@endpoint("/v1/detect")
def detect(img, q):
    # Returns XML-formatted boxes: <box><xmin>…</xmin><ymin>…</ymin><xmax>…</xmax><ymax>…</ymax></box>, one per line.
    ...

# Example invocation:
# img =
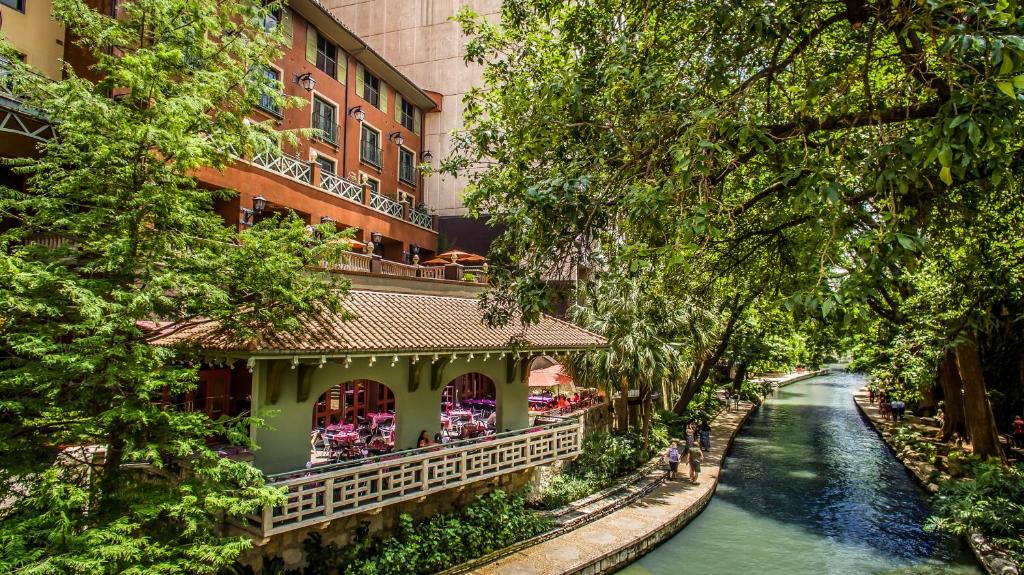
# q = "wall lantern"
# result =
<box><xmin>388</xmin><ymin>131</ymin><xmax>405</xmax><ymax>147</ymax></box>
<box><xmin>320</xmin><ymin>215</ymin><xmax>335</xmax><ymax>225</ymax></box>
<box><xmin>348</xmin><ymin>106</ymin><xmax>366</xmax><ymax>122</ymax></box>
<box><xmin>294</xmin><ymin>72</ymin><xmax>316</xmax><ymax>92</ymax></box>
<box><xmin>370</xmin><ymin>231</ymin><xmax>383</xmax><ymax>244</ymax></box>
<box><xmin>252</xmin><ymin>195</ymin><xmax>267</xmax><ymax>213</ymax></box>
<box><xmin>420</xmin><ymin>150</ymin><xmax>434</xmax><ymax>163</ymax></box>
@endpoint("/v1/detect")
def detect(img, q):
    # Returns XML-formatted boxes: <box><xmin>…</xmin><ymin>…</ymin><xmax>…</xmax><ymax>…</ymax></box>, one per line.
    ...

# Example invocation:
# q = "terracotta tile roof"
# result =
<box><xmin>148</xmin><ymin>290</ymin><xmax>605</xmax><ymax>354</ymax></box>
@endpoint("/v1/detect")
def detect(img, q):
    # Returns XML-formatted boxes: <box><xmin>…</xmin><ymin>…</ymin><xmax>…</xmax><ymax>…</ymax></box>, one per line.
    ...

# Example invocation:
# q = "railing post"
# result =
<box><xmin>310</xmin><ymin>162</ymin><xmax>322</xmax><ymax>188</ymax></box>
<box><xmin>363</xmin><ymin>183</ymin><xmax>372</xmax><ymax>206</ymax></box>
<box><xmin>403</xmin><ymin>201</ymin><xmax>411</xmax><ymax>222</ymax></box>
<box><xmin>261</xmin><ymin>504</ymin><xmax>273</xmax><ymax>537</ymax></box>
<box><xmin>324</xmin><ymin>477</ymin><xmax>334</xmax><ymax>518</ymax></box>
<box><xmin>370</xmin><ymin>254</ymin><xmax>382</xmax><ymax>274</ymax></box>
<box><xmin>443</xmin><ymin>263</ymin><xmax>463</xmax><ymax>281</ymax></box>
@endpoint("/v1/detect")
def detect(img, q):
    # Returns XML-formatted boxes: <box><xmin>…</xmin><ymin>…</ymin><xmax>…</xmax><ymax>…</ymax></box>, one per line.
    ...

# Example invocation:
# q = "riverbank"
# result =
<box><xmin>467</xmin><ymin>369</ymin><xmax>828</xmax><ymax>575</ymax></box>
<box><xmin>853</xmin><ymin>388</ymin><xmax>1020</xmax><ymax>575</ymax></box>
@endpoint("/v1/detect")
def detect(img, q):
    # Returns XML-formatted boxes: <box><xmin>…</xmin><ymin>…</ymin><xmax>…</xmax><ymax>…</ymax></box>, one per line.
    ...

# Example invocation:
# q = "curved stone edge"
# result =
<box><xmin>852</xmin><ymin>389</ymin><xmax>1021</xmax><ymax>575</ymax></box>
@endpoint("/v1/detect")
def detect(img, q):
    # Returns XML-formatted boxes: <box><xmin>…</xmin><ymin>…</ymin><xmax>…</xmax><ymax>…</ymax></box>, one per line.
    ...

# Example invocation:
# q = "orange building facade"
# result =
<box><xmin>205</xmin><ymin>0</ymin><xmax>442</xmax><ymax>262</ymax></box>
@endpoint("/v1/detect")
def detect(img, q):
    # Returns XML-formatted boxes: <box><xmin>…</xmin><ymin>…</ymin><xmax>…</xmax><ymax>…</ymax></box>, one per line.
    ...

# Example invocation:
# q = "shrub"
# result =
<box><xmin>246</xmin><ymin>490</ymin><xmax>548</xmax><ymax>575</ymax></box>
<box><xmin>926</xmin><ymin>461</ymin><xmax>1024</xmax><ymax>564</ymax></box>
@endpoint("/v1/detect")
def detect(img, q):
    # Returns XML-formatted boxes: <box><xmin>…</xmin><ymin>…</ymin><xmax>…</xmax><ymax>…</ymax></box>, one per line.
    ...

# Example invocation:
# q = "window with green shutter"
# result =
<box><xmin>399</xmin><ymin>99</ymin><xmax>415</xmax><ymax>132</ymax></box>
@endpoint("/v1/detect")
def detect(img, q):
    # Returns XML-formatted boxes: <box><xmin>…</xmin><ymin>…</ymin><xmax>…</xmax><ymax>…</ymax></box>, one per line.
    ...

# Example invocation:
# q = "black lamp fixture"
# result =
<box><xmin>388</xmin><ymin>131</ymin><xmax>405</xmax><ymax>147</ymax></box>
<box><xmin>348</xmin><ymin>106</ymin><xmax>366</xmax><ymax>122</ymax></box>
<box><xmin>252</xmin><ymin>195</ymin><xmax>267</xmax><ymax>213</ymax></box>
<box><xmin>370</xmin><ymin>231</ymin><xmax>383</xmax><ymax>244</ymax></box>
<box><xmin>320</xmin><ymin>215</ymin><xmax>335</xmax><ymax>225</ymax></box>
<box><xmin>420</xmin><ymin>150</ymin><xmax>434</xmax><ymax>163</ymax></box>
<box><xmin>294</xmin><ymin>72</ymin><xmax>316</xmax><ymax>92</ymax></box>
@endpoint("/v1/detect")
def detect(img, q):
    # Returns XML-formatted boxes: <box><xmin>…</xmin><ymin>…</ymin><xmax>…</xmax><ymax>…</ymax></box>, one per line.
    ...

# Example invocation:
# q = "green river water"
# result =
<box><xmin>619</xmin><ymin>371</ymin><xmax>982</xmax><ymax>575</ymax></box>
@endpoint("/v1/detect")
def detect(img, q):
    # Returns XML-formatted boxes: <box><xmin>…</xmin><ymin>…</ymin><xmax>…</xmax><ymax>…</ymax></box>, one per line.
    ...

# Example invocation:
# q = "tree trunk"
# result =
<box><xmin>916</xmin><ymin>380</ymin><xmax>937</xmax><ymax>417</ymax></box>
<box><xmin>938</xmin><ymin>349</ymin><xmax>967</xmax><ymax>441</ymax></box>
<box><xmin>673</xmin><ymin>295</ymin><xmax>749</xmax><ymax>414</ymax></box>
<box><xmin>732</xmin><ymin>360</ymin><xmax>747</xmax><ymax>394</ymax></box>
<box><xmin>616</xmin><ymin>374</ymin><xmax>629</xmax><ymax>433</ymax></box>
<box><xmin>641</xmin><ymin>387</ymin><xmax>653</xmax><ymax>448</ymax></box>
<box><xmin>954</xmin><ymin>332</ymin><xmax>1006</xmax><ymax>462</ymax></box>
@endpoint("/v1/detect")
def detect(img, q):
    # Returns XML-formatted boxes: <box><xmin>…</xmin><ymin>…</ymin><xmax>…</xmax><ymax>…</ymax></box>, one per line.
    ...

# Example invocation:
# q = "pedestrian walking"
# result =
<box><xmin>891</xmin><ymin>399</ymin><xmax>905</xmax><ymax>421</ymax></box>
<box><xmin>1013</xmin><ymin>415</ymin><xmax>1024</xmax><ymax>448</ymax></box>
<box><xmin>700</xmin><ymin>421</ymin><xmax>711</xmax><ymax>452</ymax></box>
<box><xmin>688</xmin><ymin>445</ymin><xmax>703</xmax><ymax>484</ymax></box>
<box><xmin>665</xmin><ymin>441</ymin><xmax>682</xmax><ymax>480</ymax></box>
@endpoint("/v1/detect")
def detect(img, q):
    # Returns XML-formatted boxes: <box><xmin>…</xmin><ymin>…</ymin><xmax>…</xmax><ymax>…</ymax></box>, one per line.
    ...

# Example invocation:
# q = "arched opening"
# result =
<box><xmin>439</xmin><ymin>372</ymin><xmax>496</xmax><ymax>443</ymax></box>
<box><xmin>310</xmin><ymin>380</ymin><xmax>396</xmax><ymax>462</ymax></box>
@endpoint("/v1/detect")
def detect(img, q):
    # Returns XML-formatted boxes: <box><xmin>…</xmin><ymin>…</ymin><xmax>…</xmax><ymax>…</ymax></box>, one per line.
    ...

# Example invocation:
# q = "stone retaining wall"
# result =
<box><xmin>853</xmin><ymin>389</ymin><xmax>1020</xmax><ymax>575</ymax></box>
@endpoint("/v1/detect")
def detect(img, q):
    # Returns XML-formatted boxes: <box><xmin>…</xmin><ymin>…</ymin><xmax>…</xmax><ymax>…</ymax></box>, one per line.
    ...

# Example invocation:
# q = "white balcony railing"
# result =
<box><xmin>369</xmin><ymin>192</ymin><xmax>405</xmax><ymax>219</ymax></box>
<box><xmin>319</xmin><ymin>171</ymin><xmax>363</xmax><ymax>203</ymax></box>
<box><xmin>381</xmin><ymin>260</ymin><xmax>419</xmax><ymax>278</ymax></box>
<box><xmin>250</xmin><ymin>150</ymin><xmax>312</xmax><ymax>183</ymax></box>
<box><xmin>409</xmin><ymin>208</ymin><xmax>433</xmax><ymax>230</ymax></box>
<box><xmin>334</xmin><ymin>250</ymin><xmax>373</xmax><ymax>272</ymax></box>
<box><xmin>245</xmin><ymin>418</ymin><xmax>581</xmax><ymax>537</ymax></box>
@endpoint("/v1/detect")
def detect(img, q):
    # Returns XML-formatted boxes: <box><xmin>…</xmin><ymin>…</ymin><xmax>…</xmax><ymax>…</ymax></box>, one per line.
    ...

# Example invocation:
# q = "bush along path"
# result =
<box><xmin>853</xmin><ymin>388</ymin><xmax>1022</xmax><ymax>575</ymax></box>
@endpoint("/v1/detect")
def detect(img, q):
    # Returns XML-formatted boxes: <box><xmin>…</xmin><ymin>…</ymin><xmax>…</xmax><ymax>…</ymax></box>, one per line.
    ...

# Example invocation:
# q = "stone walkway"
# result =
<box><xmin>472</xmin><ymin>402</ymin><xmax>756</xmax><ymax>575</ymax></box>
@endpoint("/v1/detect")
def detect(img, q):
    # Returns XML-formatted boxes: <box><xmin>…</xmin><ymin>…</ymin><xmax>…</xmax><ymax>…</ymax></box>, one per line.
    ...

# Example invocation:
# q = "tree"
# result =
<box><xmin>449</xmin><ymin>0</ymin><xmax>1024</xmax><ymax>419</ymax></box>
<box><xmin>0</xmin><ymin>0</ymin><xmax>347</xmax><ymax>571</ymax></box>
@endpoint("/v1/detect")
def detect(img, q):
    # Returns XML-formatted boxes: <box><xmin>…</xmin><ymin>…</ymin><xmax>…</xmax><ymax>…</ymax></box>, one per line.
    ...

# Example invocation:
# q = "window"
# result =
<box><xmin>315</xmin><ymin>155</ymin><xmax>335</xmax><ymax>175</ymax></box>
<box><xmin>257</xmin><ymin>67</ymin><xmax>282</xmax><ymax>116</ymax></box>
<box><xmin>399</xmin><ymin>148</ymin><xmax>416</xmax><ymax>186</ymax></box>
<box><xmin>360</xmin><ymin>124</ymin><xmax>381</xmax><ymax>168</ymax></box>
<box><xmin>363</xmin><ymin>175</ymin><xmax>379</xmax><ymax>196</ymax></box>
<box><xmin>362</xmin><ymin>67</ymin><xmax>381</xmax><ymax>109</ymax></box>
<box><xmin>400</xmin><ymin>99</ymin><xmax>415</xmax><ymax>132</ymax></box>
<box><xmin>316</xmin><ymin>35</ymin><xmax>337</xmax><ymax>78</ymax></box>
<box><xmin>262</xmin><ymin>6</ymin><xmax>280</xmax><ymax>32</ymax></box>
<box><xmin>311</xmin><ymin>95</ymin><xmax>338</xmax><ymax>145</ymax></box>
<box><xmin>1</xmin><ymin>0</ymin><xmax>25</xmax><ymax>12</ymax></box>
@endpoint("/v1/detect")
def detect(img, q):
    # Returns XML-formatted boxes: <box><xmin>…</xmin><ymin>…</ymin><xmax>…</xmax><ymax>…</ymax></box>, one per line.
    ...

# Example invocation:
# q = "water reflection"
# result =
<box><xmin>619</xmin><ymin>372</ymin><xmax>980</xmax><ymax>575</ymax></box>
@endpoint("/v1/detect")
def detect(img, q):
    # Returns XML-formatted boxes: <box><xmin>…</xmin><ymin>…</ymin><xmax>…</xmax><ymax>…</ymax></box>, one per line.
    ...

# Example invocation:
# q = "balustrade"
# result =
<box><xmin>409</xmin><ymin>208</ymin><xmax>433</xmax><ymax>230</ymax></box>
<box><xmin>250</xmin><ymin>150</ymin><xmax>312</xmax><ymax>183</ymax></box>
<box><xmin>244</xmin><ymin>419</ymin><xmax>580</xmax><ymax>537</ymax></box>
<box><xmin>319</xmin><ymin>172</ymin><xmax>363</xmax><ymax>203</ymax></box>
<box><xmin>369</xmin><ymin>193</ymin><xmax>405</xmax><ymax>219</ymax></box>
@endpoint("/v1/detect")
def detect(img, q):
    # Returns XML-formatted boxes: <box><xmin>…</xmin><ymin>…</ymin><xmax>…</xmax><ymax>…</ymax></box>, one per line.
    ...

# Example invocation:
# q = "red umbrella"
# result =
<box><xmin>422</xmin><ymin>249</ymin><xmax>488</xmax><ymax>266</ymax></box>
<box><xmin>528</xmin><ymin>364</ymin><xmax>574</xmax><ymax>388</ymax></box>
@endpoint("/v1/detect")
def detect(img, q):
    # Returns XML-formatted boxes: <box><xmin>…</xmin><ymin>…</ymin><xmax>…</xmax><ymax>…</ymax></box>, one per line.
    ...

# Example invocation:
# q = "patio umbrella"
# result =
<box><xmin>422</xmin><ymin>249</ymin><xmax>487</xmax><ymax>266</ymax></box>
<box><xmin>528</xmin><ymin>364</ymin><xmax>574</xmax><ymax>389</ymax></box>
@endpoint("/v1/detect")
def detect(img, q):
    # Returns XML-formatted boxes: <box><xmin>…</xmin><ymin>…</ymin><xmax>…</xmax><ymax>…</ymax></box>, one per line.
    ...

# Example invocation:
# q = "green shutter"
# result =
<box><xmin>413</xmin><ymin>108</ymin><xmax>421</xmax><ymax>135</ymax></box>
<box><xmin>305</xmin><ymin>24</ymin><xmax>316</xmax><ymax>64</ymax></box>
<box><xmin>395</xmin><ymin>93</ymin><xmax>403</xmax><ymax>123</ymax></box>
<box><xmin>336</xmin><ymin>53</ymin><xmax>347</xmax><ymax>85</ymax></box>
<box><xmin>355</xmin><ymin>62</ymin><xmax>364</xmax><ymax>99</ymax></box>
<box><xmin>281</xmin><ymin>9</ymin><xmax>293</xmax><ymax>47</ymax></box>
<box><xmin>380</xmin><ymin>83</ymin><xmax>388</xmax><ymax>112</ymax></box>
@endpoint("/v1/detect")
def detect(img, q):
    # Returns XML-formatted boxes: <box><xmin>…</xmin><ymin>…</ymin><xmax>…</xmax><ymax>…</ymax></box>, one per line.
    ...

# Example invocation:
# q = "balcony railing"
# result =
<box><xmin>369</xmin><ymin>192</ymin><xmax>405</xmax><ymax>219</ymax></box>
<box><xmin>319</xmin><ymin>171</ymin><xmax>363</xmax><ymax>203</ymax></box>
<box><xmin>239</xmin><ymin>151</ymin><xmax>435</xmax><ymax>231</ymax></box>
<box><xmin>250</xmin><ymin>150</ymin><xmax>312</xmax><ymax>184</ymax></box>
<box><xmin>409</xmin><ymin>207</ymin><xmax>432</xmax><ymax>229</ymax></box>
<box><xmin>244</xmin><ymin>418</ymin><xmax>581</xmax><ymax>537</ymax></box>
<box><xmin>360</xmin><ymin>140</ymin><xmax>382</xmax><ymax>168</ymax></box>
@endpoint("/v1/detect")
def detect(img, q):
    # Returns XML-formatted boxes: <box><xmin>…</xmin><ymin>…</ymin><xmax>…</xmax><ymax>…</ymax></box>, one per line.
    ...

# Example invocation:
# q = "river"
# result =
<box><xmin>619</xmin><ymin>371</ymin><xmax>981</xmax><ymax>575</ymax></box>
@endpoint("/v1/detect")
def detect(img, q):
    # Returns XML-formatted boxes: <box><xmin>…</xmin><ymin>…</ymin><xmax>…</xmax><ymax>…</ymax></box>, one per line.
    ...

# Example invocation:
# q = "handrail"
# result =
<box><xmin>319</xmin><ymin>171</ymin><xmax>363</xmax><ymax>203</ymax></box>
<box><xmin>369</xmin><ymin>192</ymin><xmax>405</xmax><ymax>219</ymax></box>
<box><xmin>409</xmin><ymin>207</ymin><xmax>433</xmax><ymax>230</ymax></box>
<box><xmin>249</xmin><ymin>418</ymin><xmax>581</xmax><ymax>536</ymax></box>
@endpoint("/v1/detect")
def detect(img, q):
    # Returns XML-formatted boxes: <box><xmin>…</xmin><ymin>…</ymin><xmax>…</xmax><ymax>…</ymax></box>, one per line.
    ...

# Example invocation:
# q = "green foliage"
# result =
<box><xmin>678</xmin><ymin>386</ymin><xmax>724</xmax><ymax>423</ymax></box>
<box><xmin>537</xmin><ymin>424</ymin><xmax>670</xmax><ymax>509</ymax></box>
<box><xmin>265</xmin><ymin>490</ymin><xmax>549</xmax><ymax>575</ymax></box>
<box><xmin>740</xmin><ymin>379</ymin><xmax>774</xmax><ymax>404</ymax></box>
<box><xmin>890</xmin><ymin>427</ymin><xmax>938</xmax><ymax>462</ymax></box>
<box><xmin>926</xmin><ymin>462</ymin><xmax>1024</xmax><ymax>563</ymax></box>
<box><xmin>0</xmin><ymin>0</ymin><xmax>346</xmax><ymax>571</ymax></box>
<box><xmin>462</xmin><ymin>272</ymin><xmax>478</xmax><ymax>282</ymax></box>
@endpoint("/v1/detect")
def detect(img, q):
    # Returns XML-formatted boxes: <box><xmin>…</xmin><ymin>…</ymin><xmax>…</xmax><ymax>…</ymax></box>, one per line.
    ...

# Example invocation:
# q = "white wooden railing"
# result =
<box><xmin>245</xmin><ymin>419</ymin><xmax>581</xmax><ymax>537</ymax></box>
<box><xmin>369</xmin><ymin>193</ymin><xmax>405</xmax><ymax>219</ymax></box>
<box><xmin>418</xmin><ymin>266</ymin><xmax>445</xmax><ymax>279</ymax></box>
<box><xmin>319</xmin><ymin>172</ymin><xmax>363</xmax><ymax>203</ymax></box>
<box><xmin>250</xmin><ymin>150</ymin><xmax>312</xmax><ymax>183</ymax></box>
<box><xmin>409</xmin><ymin>208</ymin><xmax>433</xmax><ymax>230</ymax></box>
